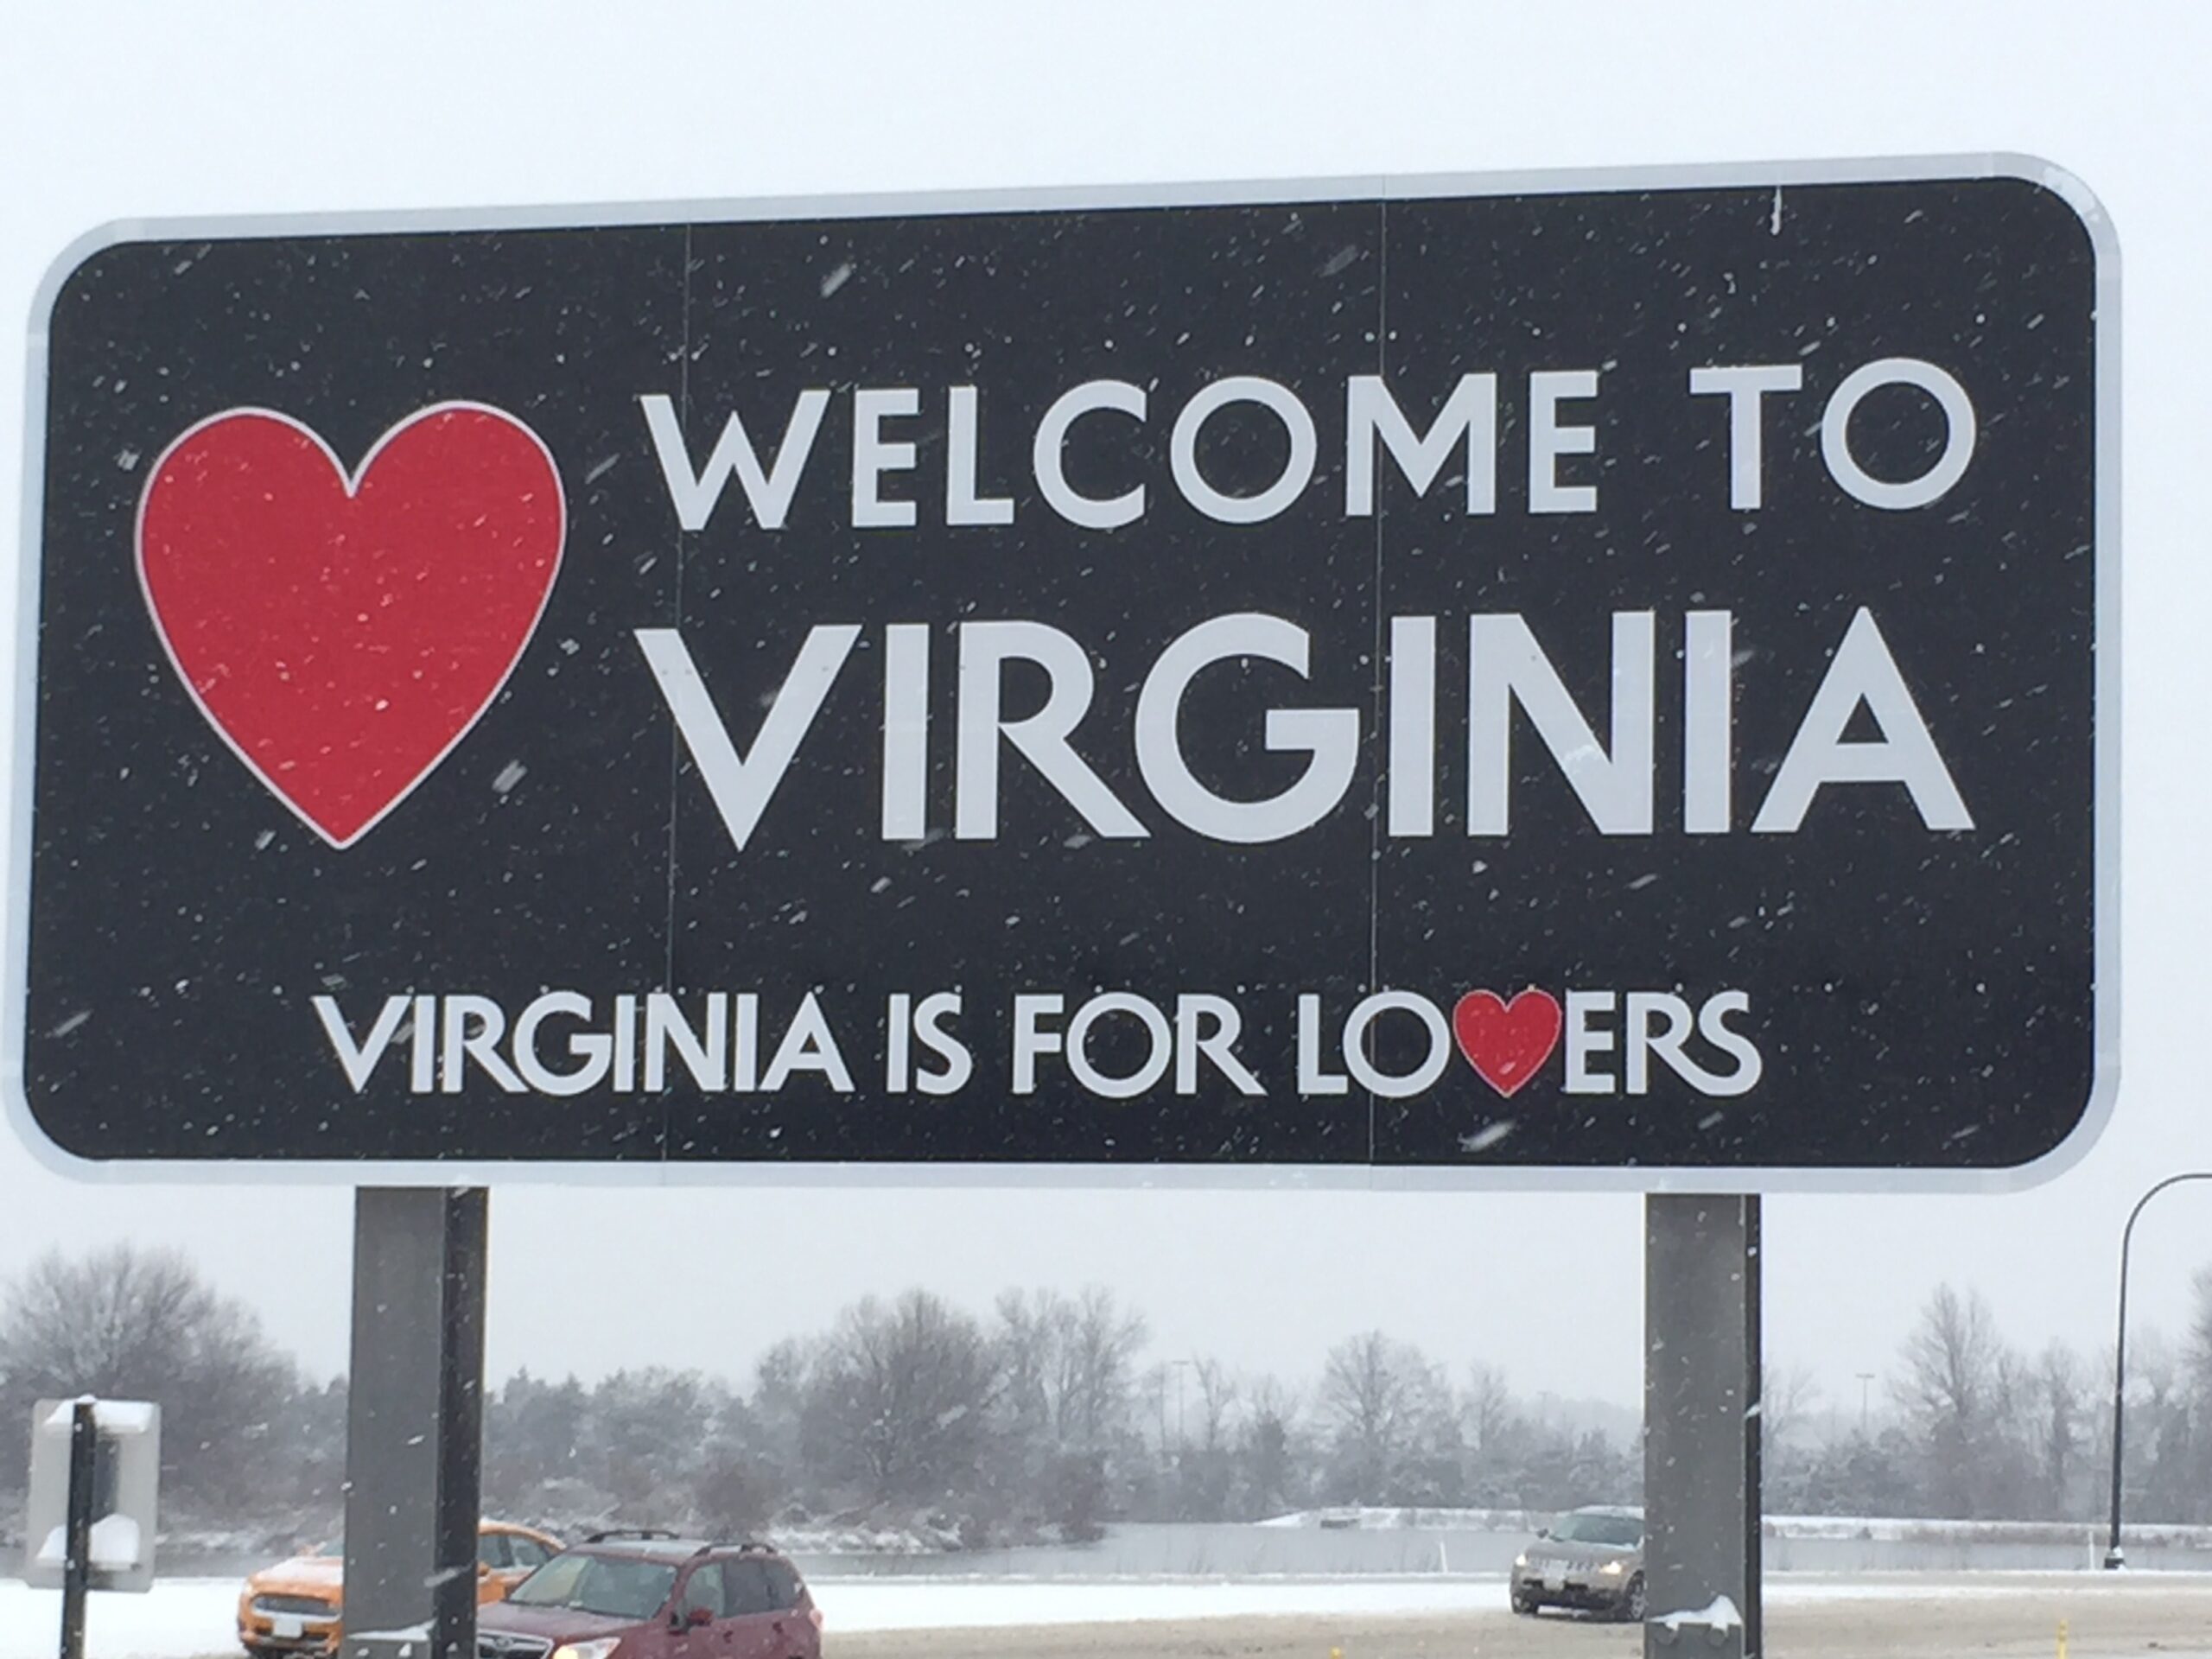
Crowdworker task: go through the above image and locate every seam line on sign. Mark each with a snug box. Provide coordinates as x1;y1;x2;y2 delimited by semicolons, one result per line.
1366;196;1389;1176
658;223;695;1171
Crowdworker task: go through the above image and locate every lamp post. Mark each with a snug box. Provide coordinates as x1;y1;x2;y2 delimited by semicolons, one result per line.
2103;1171;2212;1569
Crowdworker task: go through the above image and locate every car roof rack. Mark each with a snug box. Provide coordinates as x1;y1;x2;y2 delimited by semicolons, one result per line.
583;1527;684;1543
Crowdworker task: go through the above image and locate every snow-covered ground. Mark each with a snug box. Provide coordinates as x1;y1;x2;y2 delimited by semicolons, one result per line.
9;1573;2212;1659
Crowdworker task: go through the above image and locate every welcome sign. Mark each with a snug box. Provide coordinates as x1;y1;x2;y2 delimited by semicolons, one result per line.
9;160;2115;1185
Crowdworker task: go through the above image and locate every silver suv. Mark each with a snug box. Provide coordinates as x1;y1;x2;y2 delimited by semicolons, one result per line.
1510;1504;1645;1620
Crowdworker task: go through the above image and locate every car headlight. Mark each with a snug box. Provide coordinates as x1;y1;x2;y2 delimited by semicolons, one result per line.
1514;1553;1529;1569
1599;1560;1625;1575
550;1642;621;1659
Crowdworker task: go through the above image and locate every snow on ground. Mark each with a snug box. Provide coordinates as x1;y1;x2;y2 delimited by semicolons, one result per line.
0;1579;237;1659
8;1572;2212;1659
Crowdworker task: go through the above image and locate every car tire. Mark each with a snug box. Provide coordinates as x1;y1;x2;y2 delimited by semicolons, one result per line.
1510;1589;1540;1617
1618;1573;1648;1623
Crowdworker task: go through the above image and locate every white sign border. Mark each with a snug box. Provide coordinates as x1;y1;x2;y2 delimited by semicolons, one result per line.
6;152;2120;1193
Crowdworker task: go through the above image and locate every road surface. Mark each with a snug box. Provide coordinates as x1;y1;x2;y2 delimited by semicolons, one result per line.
828;1574;2212;1659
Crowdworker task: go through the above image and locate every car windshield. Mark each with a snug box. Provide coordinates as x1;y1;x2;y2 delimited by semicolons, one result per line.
1552;1512;1642;1548
507;1553;677;1620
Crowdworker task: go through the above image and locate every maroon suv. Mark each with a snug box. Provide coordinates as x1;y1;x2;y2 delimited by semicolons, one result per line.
476;1531;823;1659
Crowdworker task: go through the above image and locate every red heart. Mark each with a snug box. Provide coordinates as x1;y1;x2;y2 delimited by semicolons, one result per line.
1452;988;1563;1096
137;404;565;848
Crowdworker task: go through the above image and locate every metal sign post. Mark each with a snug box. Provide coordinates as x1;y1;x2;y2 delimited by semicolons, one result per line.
1645;1195;1761;1658
24;1397;159;1629
1745;1198;1763;1654
58;1402;92;1659
341;1190;487;1659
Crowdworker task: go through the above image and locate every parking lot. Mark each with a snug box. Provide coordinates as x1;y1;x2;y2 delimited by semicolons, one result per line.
826;1576;2212;1659
12;1568;2212;1659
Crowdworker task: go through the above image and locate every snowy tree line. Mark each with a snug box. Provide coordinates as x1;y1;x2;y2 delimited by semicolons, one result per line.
1767;1279;2212;1526
3;1245;2212;1543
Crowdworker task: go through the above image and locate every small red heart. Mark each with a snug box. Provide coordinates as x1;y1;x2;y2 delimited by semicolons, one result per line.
1452;988;1563;1096
137;404;565;848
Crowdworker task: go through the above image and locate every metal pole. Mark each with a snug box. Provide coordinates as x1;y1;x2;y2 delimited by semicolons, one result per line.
1644;1194;1759;1659
343;1189;489;1659
1744;1198;1762;1659
2104;1222;2133;1569
58;1402;93;1659
2103;1171;2212;1569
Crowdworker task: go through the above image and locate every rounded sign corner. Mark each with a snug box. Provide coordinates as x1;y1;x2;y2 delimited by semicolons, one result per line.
1984;153;2121;276
28;220;157;348
1980;1055;2125;1197
3;1075;116;1184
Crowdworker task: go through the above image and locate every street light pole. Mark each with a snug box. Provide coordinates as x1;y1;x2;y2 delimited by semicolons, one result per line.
2103;1171;2212;1570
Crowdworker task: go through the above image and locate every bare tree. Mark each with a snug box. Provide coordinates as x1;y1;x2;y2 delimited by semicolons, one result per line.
2188;1266;2212;1406
1894;1284;2016;1516
1053;1287;1148;1451
2128;1328;2202;1524
741;1336;816;1494
1191;1357;1241;1455
1319;1332;1449;1504
994;1290;1054;1445
993;1287;1147;1453
1160;1356;1243;1521
1760;1363;1821;1453
0;1244;300;1510
1458;1363;1533;1505
802;1289;999;1503
2036;1340;2088;1516
1462;1363;1516;1460
1239;1376;1305;1518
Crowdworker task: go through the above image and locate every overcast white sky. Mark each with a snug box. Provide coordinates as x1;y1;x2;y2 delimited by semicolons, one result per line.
1;1;2208;1422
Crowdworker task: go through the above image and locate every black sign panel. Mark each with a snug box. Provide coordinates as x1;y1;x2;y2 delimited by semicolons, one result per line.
10;162;2115;1184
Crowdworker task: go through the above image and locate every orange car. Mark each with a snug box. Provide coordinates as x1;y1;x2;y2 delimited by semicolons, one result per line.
237;1520;563;1657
